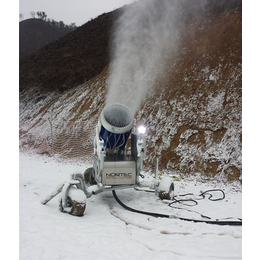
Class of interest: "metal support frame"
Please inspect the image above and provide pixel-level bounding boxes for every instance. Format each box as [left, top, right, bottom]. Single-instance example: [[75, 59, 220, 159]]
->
[[41, 155, 160, 207], [61, 179, 81, 209], [48, 117, 54, 156]]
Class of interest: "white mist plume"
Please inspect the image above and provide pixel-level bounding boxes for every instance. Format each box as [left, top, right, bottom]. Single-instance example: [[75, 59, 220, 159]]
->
[[106, 0, 200, 115], [105, 0, 241, 116]]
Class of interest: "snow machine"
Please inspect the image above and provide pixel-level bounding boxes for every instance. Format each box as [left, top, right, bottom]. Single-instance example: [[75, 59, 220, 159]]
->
[[41, 103, 174, 216]]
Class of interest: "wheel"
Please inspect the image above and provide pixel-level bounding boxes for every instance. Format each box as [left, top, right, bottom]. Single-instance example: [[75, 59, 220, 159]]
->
[[59, 187, 86, 216], [84, 167, 97, 185], [158, 176, 174, 200]]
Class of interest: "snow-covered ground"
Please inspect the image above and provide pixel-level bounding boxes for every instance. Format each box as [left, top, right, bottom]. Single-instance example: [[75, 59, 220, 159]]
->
[[19, 152, 242, 260]]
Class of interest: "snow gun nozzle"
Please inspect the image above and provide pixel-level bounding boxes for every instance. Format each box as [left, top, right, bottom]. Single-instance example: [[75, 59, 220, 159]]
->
[[98, 103, 134, 153], [100, 103, 134, 134]]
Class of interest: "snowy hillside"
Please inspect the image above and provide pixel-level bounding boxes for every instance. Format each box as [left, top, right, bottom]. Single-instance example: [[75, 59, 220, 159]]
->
[[20, 152, 242, 260]]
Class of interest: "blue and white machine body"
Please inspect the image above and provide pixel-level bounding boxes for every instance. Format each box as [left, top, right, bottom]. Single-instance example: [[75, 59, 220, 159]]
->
[[93, 103, 146, 188]]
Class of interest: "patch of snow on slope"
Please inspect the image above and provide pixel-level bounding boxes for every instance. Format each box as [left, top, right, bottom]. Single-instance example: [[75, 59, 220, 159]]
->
[[207, 90, 225, 113]]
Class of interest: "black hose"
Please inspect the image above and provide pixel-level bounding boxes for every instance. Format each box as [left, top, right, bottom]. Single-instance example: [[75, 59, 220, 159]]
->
[[112, 190, 242, 226], [112, 190, 170, 218]]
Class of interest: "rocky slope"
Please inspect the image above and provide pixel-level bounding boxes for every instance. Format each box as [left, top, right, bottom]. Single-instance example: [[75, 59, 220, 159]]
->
[[19, 3, 242, 182]]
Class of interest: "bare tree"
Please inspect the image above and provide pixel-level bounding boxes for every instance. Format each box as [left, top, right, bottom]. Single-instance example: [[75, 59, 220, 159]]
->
[[58, 21, 65, 28], [30, 11, 35, 18], [70, 23, 76, 29], [19, 13, 24, 21], [36, 11, 41, 19], [50, 19, 56, 27], [42, 12, 47, 21], [36, 11, 48, 20]]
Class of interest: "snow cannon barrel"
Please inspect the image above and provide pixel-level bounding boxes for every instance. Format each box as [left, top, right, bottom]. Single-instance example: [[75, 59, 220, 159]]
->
[[99, 103, 134, 154]]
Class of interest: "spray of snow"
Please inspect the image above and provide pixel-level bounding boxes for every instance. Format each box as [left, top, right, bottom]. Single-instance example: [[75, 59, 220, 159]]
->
[[106, 0, 208, 115]]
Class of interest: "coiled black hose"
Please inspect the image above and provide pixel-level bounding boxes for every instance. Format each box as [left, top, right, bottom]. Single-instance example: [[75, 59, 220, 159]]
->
[[112, 190, 242, 226]]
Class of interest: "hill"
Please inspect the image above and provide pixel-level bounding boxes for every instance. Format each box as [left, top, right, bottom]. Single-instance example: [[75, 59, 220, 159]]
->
[[19, 18, 75, 59], [19, 10, 121, 92], [19, 1, 242, 182]]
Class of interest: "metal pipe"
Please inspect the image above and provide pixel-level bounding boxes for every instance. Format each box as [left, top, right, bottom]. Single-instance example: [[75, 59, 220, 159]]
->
[[154, 157, 159, 195]]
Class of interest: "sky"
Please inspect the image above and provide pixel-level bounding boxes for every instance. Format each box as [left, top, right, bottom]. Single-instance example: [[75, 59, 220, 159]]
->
[[19, 0, 136, 26]]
